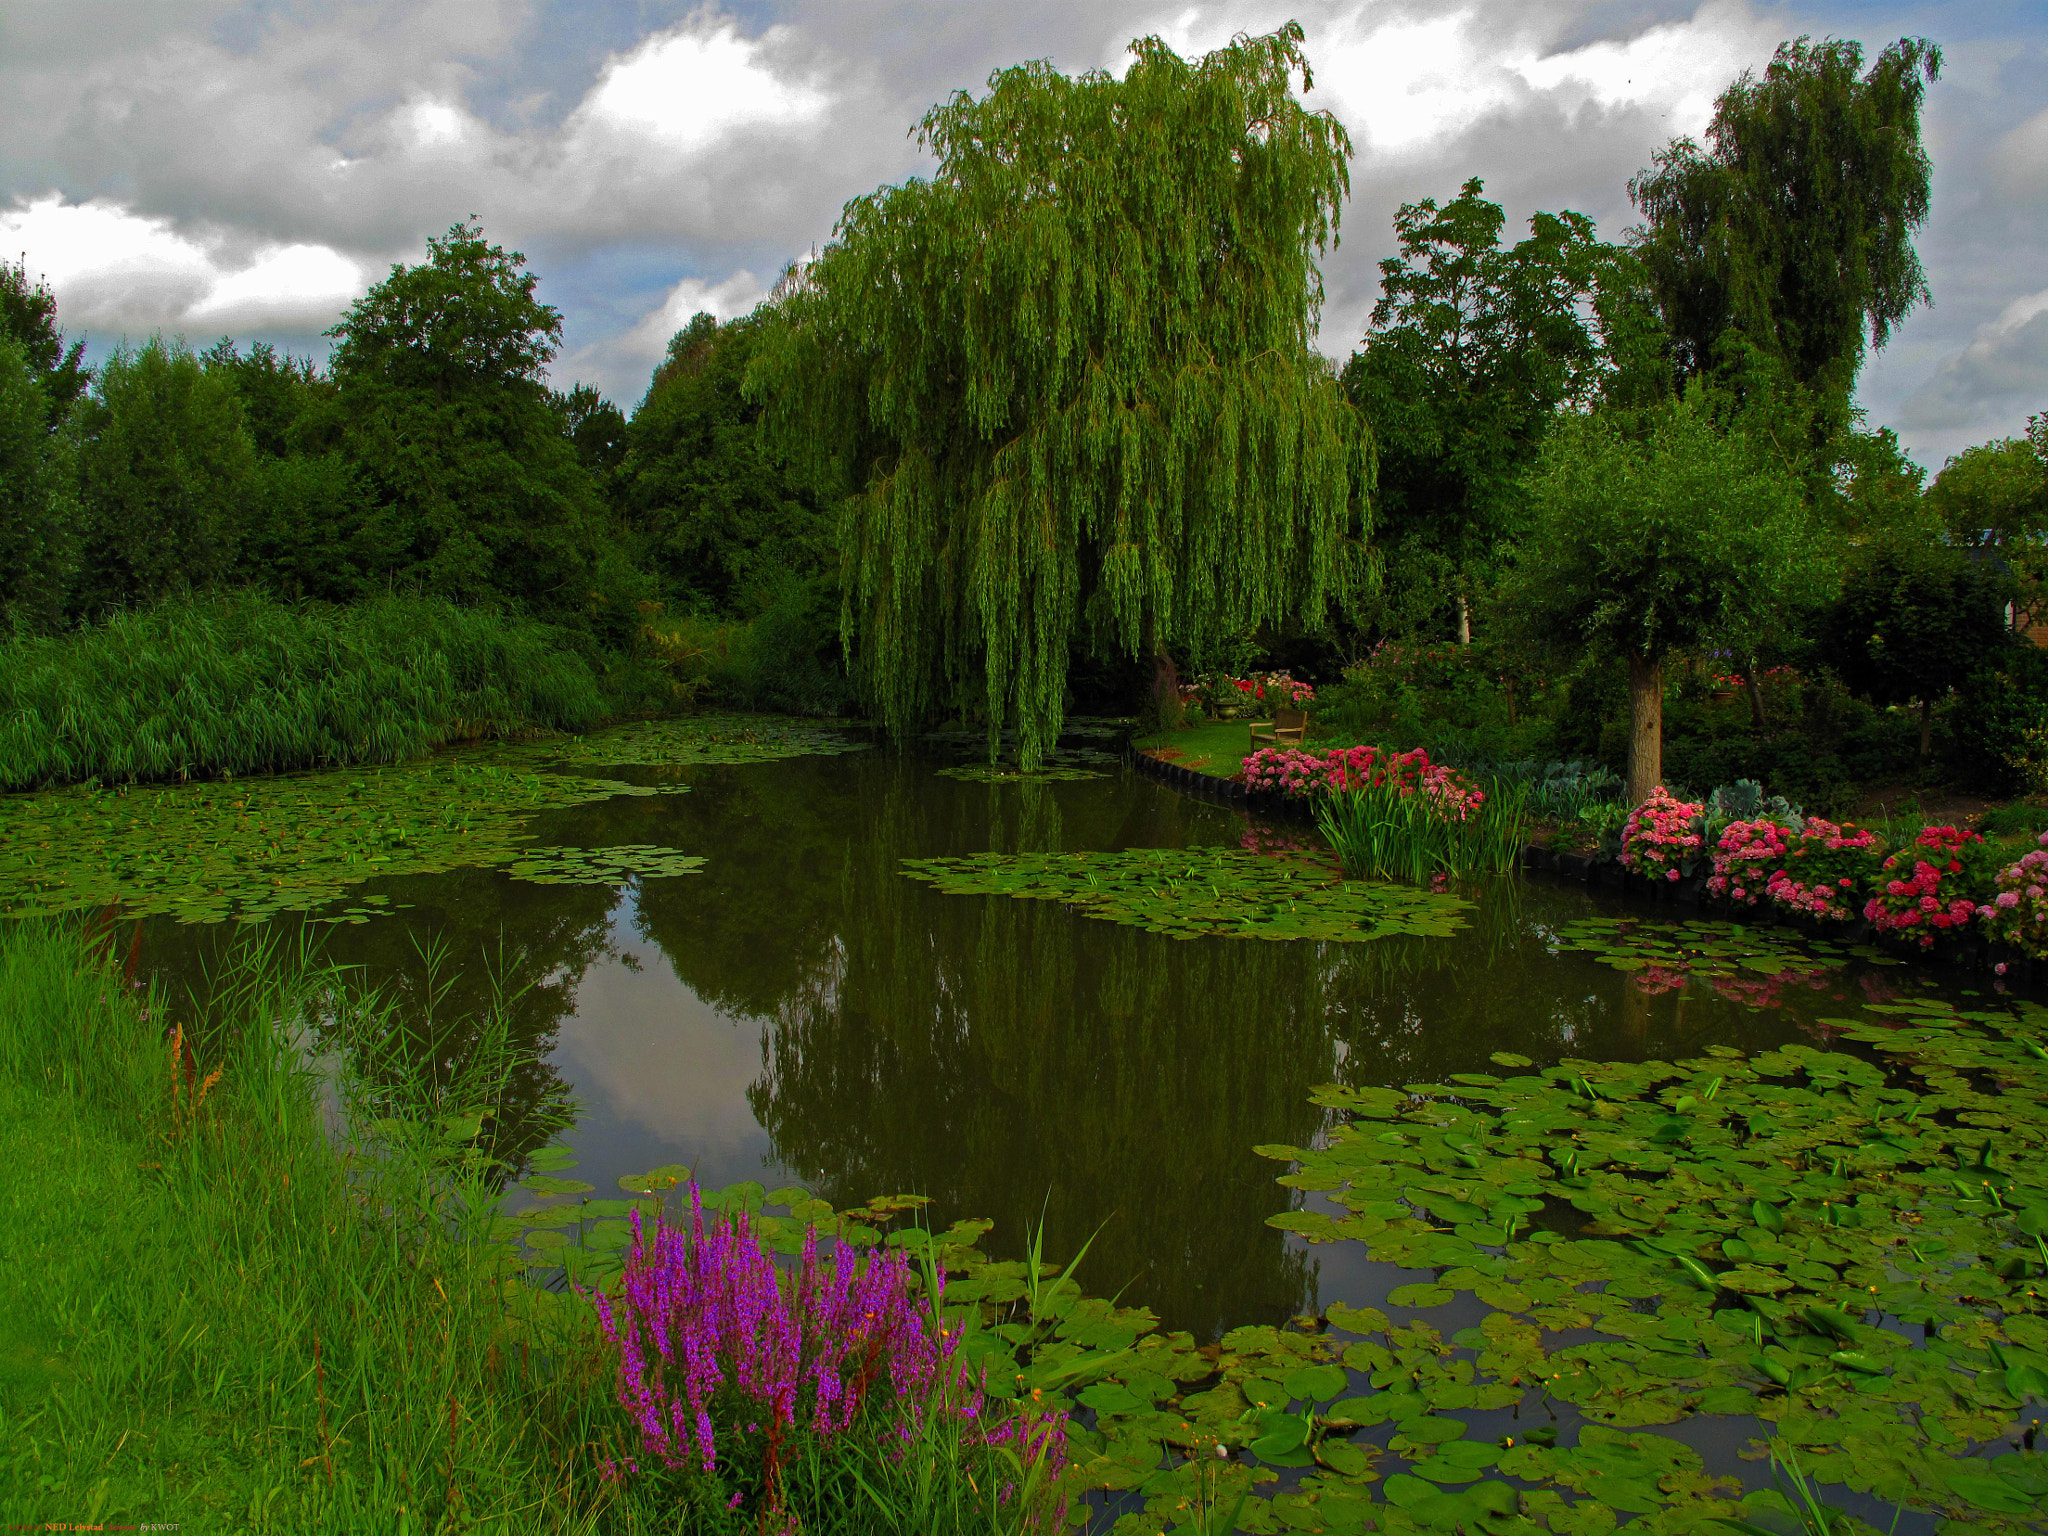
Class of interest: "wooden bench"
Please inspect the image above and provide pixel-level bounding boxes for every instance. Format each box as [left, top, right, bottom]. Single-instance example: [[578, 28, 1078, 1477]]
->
[[1248, 708, 1309, 752]]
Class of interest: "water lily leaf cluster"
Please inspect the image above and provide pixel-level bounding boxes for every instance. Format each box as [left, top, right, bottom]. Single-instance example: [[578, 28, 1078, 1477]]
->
[[934, 763, 1109, 784], [0, 761, 693, 923], [898, 848, 1472, 942], [507, 715, 867, 769], [1557, 917, 1877, 981]]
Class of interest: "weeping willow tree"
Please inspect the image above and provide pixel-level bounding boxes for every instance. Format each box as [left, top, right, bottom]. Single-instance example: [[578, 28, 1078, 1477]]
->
[[750, 24, 1373, 766]]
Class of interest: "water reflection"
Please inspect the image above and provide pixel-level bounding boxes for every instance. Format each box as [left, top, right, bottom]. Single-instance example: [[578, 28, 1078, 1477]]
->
[[131, 745, 1904, 1338]]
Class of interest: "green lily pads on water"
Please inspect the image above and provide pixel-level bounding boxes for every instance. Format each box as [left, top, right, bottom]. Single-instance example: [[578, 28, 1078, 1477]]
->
[[505, 714, 867, 769], [0, 759, 698, 924], [933, 763, 1108, 784], [898, 848, 1471, 942]]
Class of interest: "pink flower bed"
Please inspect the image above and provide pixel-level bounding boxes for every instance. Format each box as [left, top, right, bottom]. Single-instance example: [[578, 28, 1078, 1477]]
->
[[1618, 787, 1703, 882], [1863, 826, 1986, 948], [1979, 831, 2048, 958], [1705, 817, 1884, 921], [1242, 743, 1483, 816], [1765, 820, 1883, 921]]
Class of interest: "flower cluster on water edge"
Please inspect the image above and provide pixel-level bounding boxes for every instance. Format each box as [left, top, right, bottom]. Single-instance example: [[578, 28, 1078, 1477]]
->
[[1863, 825, 1986, 948], [1618, 787, 1703, 882], [1979, 831, 2048, 956], [590, 1186, 1067, 1527], [1705, 817, 1883, 921], [1241, 743, 1484, 816]]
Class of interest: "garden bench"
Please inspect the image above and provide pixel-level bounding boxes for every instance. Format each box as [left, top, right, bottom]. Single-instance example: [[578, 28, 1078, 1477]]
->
[[1248, 708, 1309, 752]]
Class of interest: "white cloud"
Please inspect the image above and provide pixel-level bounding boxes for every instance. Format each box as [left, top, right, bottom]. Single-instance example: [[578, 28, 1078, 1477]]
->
[[0, 194, 366, 337], [563, 267, 770, 403], [571, 13, 830, 155]]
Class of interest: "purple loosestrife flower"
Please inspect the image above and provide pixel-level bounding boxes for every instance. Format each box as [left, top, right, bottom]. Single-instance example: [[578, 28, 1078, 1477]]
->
[[591, 1183, 1070, 1526]]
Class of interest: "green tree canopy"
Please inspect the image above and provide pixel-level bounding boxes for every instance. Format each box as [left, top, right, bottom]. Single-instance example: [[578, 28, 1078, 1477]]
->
[[1822, 529, 2011, 758], [621, 312, 833, 619], [750, 24, 1372, 765], [0, 258, 89, 421], [1926, 435, 2048, 624], [70, 338, 256, 618], [1342, 177, 1609, 641], [1509, 399, 1818, 802], [1629, 35, 1940, 429], [318, 222, 624, 626], [0, 337, 73, 633]]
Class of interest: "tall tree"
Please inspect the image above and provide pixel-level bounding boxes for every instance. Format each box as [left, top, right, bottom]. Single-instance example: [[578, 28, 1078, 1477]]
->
[[0, 258, 89, 421], [621, 313, 833, 619], [0, 337, 73, 632], [1629, 36, 1940, 429], [1342, 178, 1608, 643], [750, 25, 1372, 766], [1510, 398, 1818, 804], [1926, 434, 2048, 627], [70, 338, 256, 617], [1823, 530, 2011, 760], [320, 221, 623, 625]]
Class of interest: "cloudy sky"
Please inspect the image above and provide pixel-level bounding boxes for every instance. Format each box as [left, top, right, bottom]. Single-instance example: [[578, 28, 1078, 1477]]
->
[[2, 0, 2041, 468]]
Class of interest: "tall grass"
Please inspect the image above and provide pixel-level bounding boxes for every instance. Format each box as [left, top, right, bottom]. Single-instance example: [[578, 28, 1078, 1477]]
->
[[0, 590, 614, 791], [0, 922, 1064, 1533], [1317, 779, 1533, 882]]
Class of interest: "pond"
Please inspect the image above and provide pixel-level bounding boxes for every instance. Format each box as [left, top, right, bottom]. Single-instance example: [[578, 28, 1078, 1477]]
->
[[100, 720, 1979, 1341]]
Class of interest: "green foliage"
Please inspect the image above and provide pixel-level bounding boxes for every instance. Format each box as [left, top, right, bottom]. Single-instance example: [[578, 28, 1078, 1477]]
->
[[622, 313, 833, 618], [899, 847, 1470, 942], [1511, 399, 1818, 666], [0, 337, 72, 634], [319, 221, 625, 625], [1629, 35, 1942, 422], [1928, 435, 2048, 624], [0, 256, 89, 419], [69, 336, 257, 618], [1950, 645, 2048, 794], [753, 24, 1372, 767], [511, 714, 867, 769], [0, 590, 610, 790], [1821, 530, 2010, 715], [0, 923, 612, 1530], [1317, 779, 1532, 881], [1342, 177, 1610, 631]]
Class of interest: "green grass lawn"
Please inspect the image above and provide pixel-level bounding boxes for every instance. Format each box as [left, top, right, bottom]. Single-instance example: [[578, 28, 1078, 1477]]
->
[[1135, 718, 1325, 778]]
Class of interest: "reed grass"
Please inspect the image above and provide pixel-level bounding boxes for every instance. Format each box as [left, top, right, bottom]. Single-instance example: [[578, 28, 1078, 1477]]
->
[[0, 590, 613, 791], [0, 922, 1058, 1533], [1317, 778, 1533, 883]]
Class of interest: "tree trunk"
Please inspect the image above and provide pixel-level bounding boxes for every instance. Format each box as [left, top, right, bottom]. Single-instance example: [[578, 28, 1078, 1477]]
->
[[1627, 654, 1663, 807], [1455, 592, 1471, 646], [1918, 697, 1932, 762], [1744, 658, 1768, 729]]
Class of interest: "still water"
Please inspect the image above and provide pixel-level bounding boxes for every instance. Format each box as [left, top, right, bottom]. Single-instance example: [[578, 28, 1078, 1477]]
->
[[128, 742, 1956, 1339]]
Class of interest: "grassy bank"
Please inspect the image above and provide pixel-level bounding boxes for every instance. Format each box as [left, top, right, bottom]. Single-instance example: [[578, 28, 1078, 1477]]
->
[[0, 591, 647, 792], [0, 924, 1063, 1534], [0, 920, 617, 1531]]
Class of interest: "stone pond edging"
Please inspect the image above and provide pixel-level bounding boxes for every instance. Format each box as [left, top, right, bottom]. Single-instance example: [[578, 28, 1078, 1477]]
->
[[1130, 747, 2037, 983]]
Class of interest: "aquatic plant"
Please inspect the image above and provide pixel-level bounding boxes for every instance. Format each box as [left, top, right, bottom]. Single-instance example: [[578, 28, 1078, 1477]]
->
[[1618, 785, 1705, 881], [591, 1188, 1066, 1527], [504, 714, 868, 769], [1981, 831, 2048, 958], [0, 760, 697, 923], [898, 847, 1470, 941], [0, 590, 613, 792], [1316, 775, 1530, 882], [1863, 824, 1989, 946]]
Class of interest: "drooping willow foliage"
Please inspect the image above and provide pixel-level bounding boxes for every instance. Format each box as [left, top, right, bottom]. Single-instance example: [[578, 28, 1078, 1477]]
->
[[750, 24, 1373, 766]]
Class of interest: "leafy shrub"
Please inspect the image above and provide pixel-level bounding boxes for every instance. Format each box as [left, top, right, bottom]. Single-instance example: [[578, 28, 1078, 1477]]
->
[[1618, 787, 1704, 882], [1706, 817, 1884, 921], [1979, 833, 2048, 958], [1863, 826, 1993, 947], [1949, 646, 2048, 794]]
